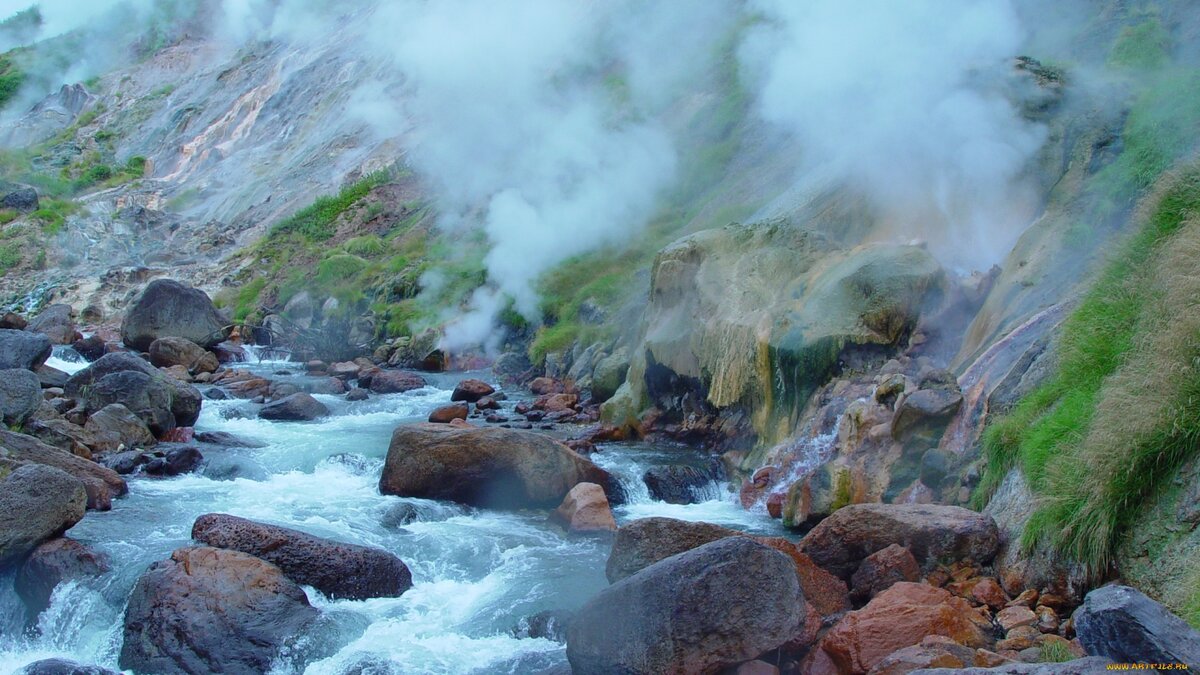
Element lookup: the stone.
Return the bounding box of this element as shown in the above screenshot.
[16,537,108,616]
[428,403,469,423]
[536,392,579,412]
[36,364,70,389]
[850,543,920,601]
[0,465,87,568]
[379,423,617,509]
[799,503,1000,579]
[367,369,427,394]
[909,657,1115,673]
[72,335,107,362]
[119,546,318,674]
[84,403,156,449]
[346,387,369,401]
[13,659,119,675]
[0,311,27,329]
[192,513,412,600]
[642,464,715,504]
[736,661,780,675]
[381,501,420,528]
[65,352,202,428]
[551,482,617,533]
[451,378,495,402]
[143,446,204,476]
[813,582,990,674]
[971,577,1009,610]
[0,328,52,370]
[567,537,803,675]
[27,304,77,345]
[120,279,228,350]
[892,389,963,440]
[0,430,127,510]
[513,609,573,643]
[194,431,266,448]
[0,368,42,426]
[258,392,329,421]
[81,370,175,435]
[868,640,976,674]
[1,186,39,212]
[148,336,218,374]
[996,606,1037,632]
[590,351,629,404]
[1074,584,1200,668]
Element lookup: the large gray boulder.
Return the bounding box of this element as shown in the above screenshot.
[148,336,218,374]
[192,513,412,600]
[119,546,318,675]
[567,537,804,675]
[379,423,618,508]
[120,279,228,351]
[1074,584,1200,668]
[799,503,1000,579]
[258,392,329,421]
[0,429,127,510]
[26,304,77,345]
[84,403,156,449]
[606,517,739,583]
[65,352,202,429]
[0,368,42,426]
[0,328,52,370]
[81,371,175,435]
[14,659,119,675]
[0,465,87,568]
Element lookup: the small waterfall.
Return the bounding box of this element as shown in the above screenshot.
[45,345,89,375]
[242,343,295,365]
[747,413,845,514]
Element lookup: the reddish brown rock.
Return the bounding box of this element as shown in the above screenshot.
[368,370,426,394]
[428,404,469,423]
[996,605,1037,632]
[850,544,920,601]
[1035,604,1060,633]
[736,660,780,675]
[551,482,616,533]
[451,379,495,403]
[971,577,1009,610]
[529,377,563,395]
[766,492,785,519]
[1007,589,1038,608]
[476,396,500,410]
[16,537,109,616]
[536,393,579,412]
[813,582,990,674]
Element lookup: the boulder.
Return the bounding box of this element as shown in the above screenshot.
[551,482,617,533]
[148,336,218,374]
[0,311,27,329]
[892,389,963,440]
[143,446,204,476]
[65,352,202,428]
[120,279,228,350]
[0,368,42,426]
[0,328,52,370]
[1,186,39,212]
[514,609,572,643]
[0,430,126,510]
[0,465,87,568]
[80,370,176,435]
[194,430,266,448]
[910,657,1115,674]
[36,364,70,388]
[1074,584,1200,668]
[642,464,715,504]
[191,513,412,600]
[799,504,1000,579]
[850,543,920,601]
[451,378,495,402]
[368,369,427,394]
[26,304,77,345]
[567,537,803,675]
[346,387,369,401]
[14,659,119,675]
[72,335,107,362]
[591,351,629,403]
[16,537,109,616]
[258,392,329,421]
[428,403,469,423]
[119,546,318,674]
[868,637,980,674]
[379,423,617,508]
[84,403,156,449]
[812,582,991,674]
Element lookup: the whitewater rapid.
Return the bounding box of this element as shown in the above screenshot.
[0,352,784,674]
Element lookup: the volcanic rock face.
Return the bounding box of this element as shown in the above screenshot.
[568,537,804,675]
[191,513,413,600]
[119,546,319,674]
[0,465,87,569]
[120,279,228,351]
[1074,584,1200,668]
[379,423,617,508]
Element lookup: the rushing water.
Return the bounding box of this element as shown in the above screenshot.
[0,353,785,674]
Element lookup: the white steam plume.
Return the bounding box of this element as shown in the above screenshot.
[741,0,1046,272]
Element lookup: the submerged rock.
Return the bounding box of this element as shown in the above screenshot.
[16,537,109,617]
[258,392,329,421]
[192,513,412,600]
[567,537,803,675]
[379,423,617,508]
[119,546,318,674]
[642,464,716,504]
[0,465,87,568]
[120,279,228,351]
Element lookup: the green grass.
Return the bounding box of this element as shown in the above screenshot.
[0,242,20,275]
[1108,16,1170,71]
[1039,640,1075,664]
[270,172,388,242]
[1185,569,1200,629]
[231,277,266,321]
[977,166,1200,571]
[0,52,25,110]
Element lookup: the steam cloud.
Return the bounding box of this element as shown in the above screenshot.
[741,0,1046,272]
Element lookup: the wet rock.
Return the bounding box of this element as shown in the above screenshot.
[14,659,119,675]
[642,464,714,505]
[100,450,150,475]
[381,501,420,528]
[892,389,963,440]
[192,513,413,600]
[1,186,39,212]
[1074,584,1200,668]
[84,403,156,449]
[811,582,990,674]
[0,368,42,426]
[368,369,426,394]
[451,378,495,402]
[72,335,107,362]
[36,364,70,389]
[0,465,87,568]
[799,503,1000,579]
[346,387,369,401]
[66,352,202,428]
[379,423,617,509]
[590,350,629,404]
[119,546,318,674]
[428,403,469,423]
[551,482,617,533]
[16,537,109,617]
[493,351,532,382]
[567,537,803,675]
[514,609,573,643]
[0,328,52,370]
[143,446,204,476]
[258,392,329,421]
[529,377,563,395]
[535,392,578,412]
[0,430,127,510]
[148,336,218,374]
[910,657,1115,673]
[850,543,920,601]
[304,377,347,395]
[80,370,175,435]
[120,279,228,351]
[194,430,266,448]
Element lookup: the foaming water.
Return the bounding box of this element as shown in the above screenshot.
[45,345,89,375]
[0,374,784,673]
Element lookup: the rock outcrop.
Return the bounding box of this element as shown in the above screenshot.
[120,279,228,351]
[1073,584,1200,668]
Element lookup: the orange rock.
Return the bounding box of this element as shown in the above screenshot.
[815,582,990,674]
[756,537,851,618]
[996,605,1037,632]
[1006,588,1038,608]
[529,377,562,395]
[971,577,1009,609]
[850,544,919,601]
[536,393,579,412]
[551,482,616,533]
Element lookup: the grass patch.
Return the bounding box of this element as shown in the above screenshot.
[0,51,26,110]
[0,242,19,274]
[1039,640,1075,664]
[270,172,388,242]
[977,166,1200,571]
[1108,16,1169,71]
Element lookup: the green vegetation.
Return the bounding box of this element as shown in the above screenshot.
[270,172,389,242]
[1108,16,1170,71]
[0,52,26,110]
[1039,640,1075,664]
[0,242,19,274]
[977,166,1200,571]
